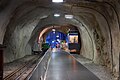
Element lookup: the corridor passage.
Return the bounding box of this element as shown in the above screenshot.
[46,49,100,80]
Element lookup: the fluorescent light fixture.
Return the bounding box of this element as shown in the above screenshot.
[54,14,60,17]
[65,15,73,19]
[52,29,56,31]
[52,0,63,3]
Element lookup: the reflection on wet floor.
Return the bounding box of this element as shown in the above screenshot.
[46,50,100,80]
[52,48,61,52]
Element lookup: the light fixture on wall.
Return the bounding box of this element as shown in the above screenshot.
[54,13,60,17]
[52,0,63,3]
[65,15,73,19]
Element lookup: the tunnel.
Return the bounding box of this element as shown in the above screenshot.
[0,0,120,80]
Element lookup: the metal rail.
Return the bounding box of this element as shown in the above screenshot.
[25,49,52,80]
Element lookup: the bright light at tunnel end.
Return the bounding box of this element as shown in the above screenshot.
[52,0,63,3]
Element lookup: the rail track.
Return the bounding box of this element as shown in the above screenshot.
[3,55,41,80]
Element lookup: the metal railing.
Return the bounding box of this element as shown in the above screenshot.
[25,49,52,80]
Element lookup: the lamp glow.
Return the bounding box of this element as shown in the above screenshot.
[52,41,55,43]
[65,15,73,19]
[54,14,60,17]
[52,0,63,3]
[57,39,60,42]
[52,29,56,31]
[56,35,59,37]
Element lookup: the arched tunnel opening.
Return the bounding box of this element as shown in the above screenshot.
[35,25,81,54]
[0,0,119,80]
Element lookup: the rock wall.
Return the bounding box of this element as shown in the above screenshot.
[3,19,39,63]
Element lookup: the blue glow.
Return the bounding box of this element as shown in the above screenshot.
[46,31,67,48]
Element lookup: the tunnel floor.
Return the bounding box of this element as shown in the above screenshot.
[46,49,100,80]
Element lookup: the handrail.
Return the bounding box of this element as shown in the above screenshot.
[25,48,51,80]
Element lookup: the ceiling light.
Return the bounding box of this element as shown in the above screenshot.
[65,15,73,19]
[54,14,60,17]
[52,0,63,3]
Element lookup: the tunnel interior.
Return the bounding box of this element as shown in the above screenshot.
[46,31,67,48]
[38,25,81,52]
[0,0,119,79]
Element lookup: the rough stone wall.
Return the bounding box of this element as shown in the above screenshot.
[79,27,94,60]
[2,3,49,63]
[3,19,39,63]
[102,3,120,77]
[111,1,120,78]
[71,2,120,78]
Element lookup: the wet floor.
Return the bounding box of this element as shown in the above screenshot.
[46,50,100,80]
